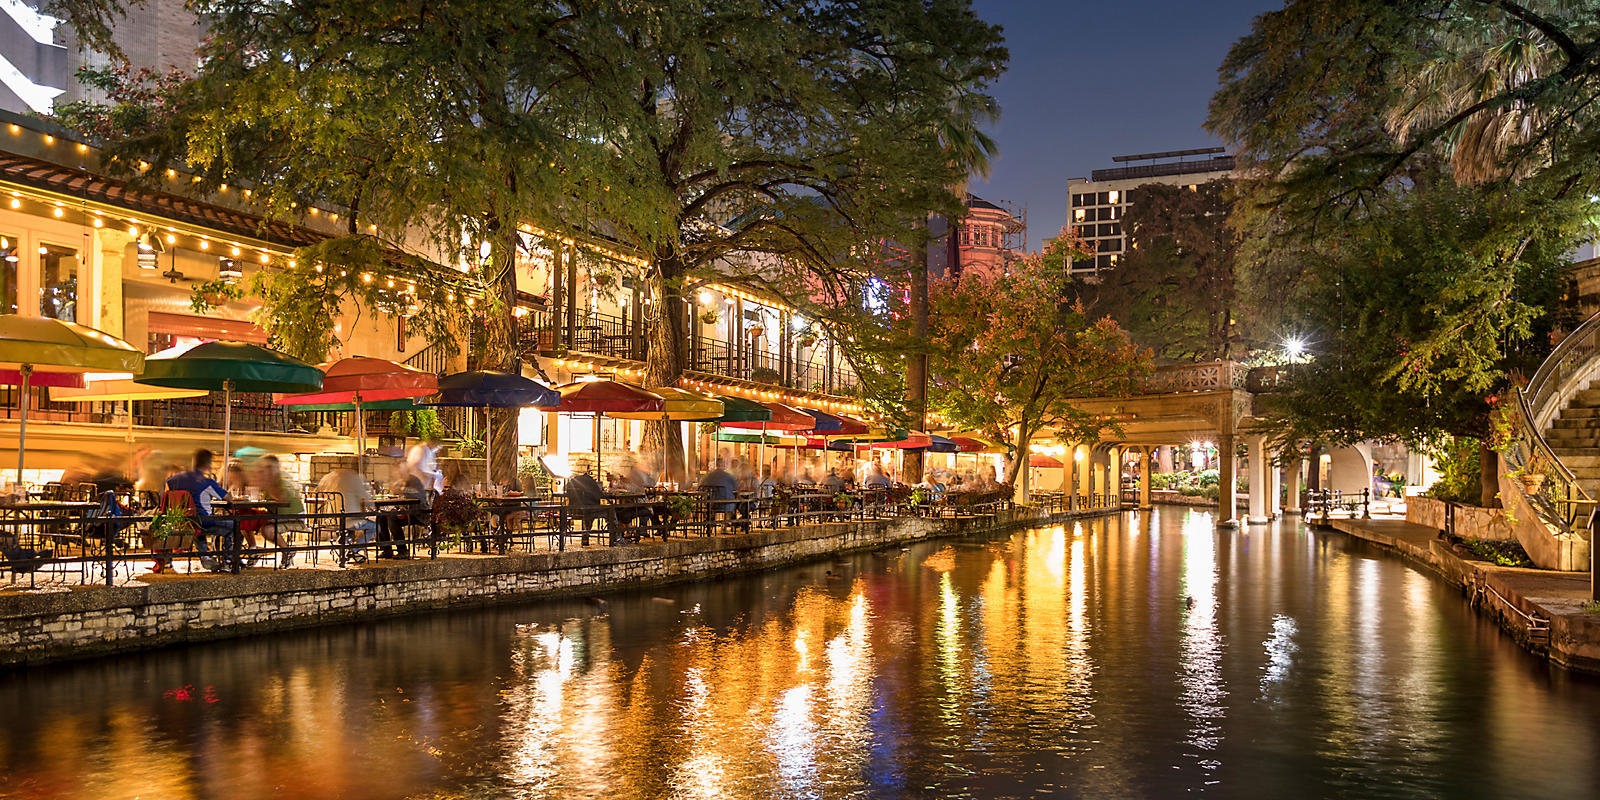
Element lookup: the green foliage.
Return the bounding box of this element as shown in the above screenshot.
[389,409,445,442]
[1076,180,1243,361]
[1208,2,1600,452]
[459,430,486,460]
[1455,536,1533,569]
[925,231,1151,486]
[1425,436,1484,505]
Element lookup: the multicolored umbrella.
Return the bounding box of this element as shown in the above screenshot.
[137,341,323,463]
[0,315,144,483]
[277,356,438,473]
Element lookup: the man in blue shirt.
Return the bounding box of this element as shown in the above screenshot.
[167,448,229,570]
[699,458,745,530]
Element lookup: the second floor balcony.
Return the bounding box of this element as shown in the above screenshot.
[516,306,861,396]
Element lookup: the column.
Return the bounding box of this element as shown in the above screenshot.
[1158,445,1174,473]
[1247,434,1270,524]
[1216,434,1238,527]
[1109,446,1122,507]
[1138,447,1152,509]
[1268,449,1284,517]
[1285,456,1305,514]
[1076,444,1092,510]
[93,229,133,337]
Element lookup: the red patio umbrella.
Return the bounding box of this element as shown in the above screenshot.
[553,380,666,476]
[1028,454,1063,468]
[864,431,934,449]
[720,401,813,432]
[276,356,438,474]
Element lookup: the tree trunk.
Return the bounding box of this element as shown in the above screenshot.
[484,217,521,488]
[644,257,688,484]
[904,234,930,484]
[1002,424,1028,488]
[1479,440,1500,508]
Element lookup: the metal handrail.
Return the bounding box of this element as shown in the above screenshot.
[1512,380,1593,532]
[1525,311,1600,425]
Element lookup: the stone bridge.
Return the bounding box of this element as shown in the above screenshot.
[1039,361,1292,527]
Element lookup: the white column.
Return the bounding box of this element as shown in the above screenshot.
[1285,456,1305,514]
[1138,447,1152,509]
[1247,434,1270,524]
[1109,446,1122,507]
[1268,449,1283,517]
[1216,434,1239,527]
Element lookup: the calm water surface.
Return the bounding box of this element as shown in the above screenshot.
[3,509,1600,799]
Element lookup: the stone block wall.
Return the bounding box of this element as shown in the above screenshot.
[1405,496,1517,542]
[0,508,1079,666]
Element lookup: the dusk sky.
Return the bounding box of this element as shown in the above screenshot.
[969,0,1280,249]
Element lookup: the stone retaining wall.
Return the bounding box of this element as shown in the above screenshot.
[0,507,1088,667]
[1405,496,1517,542]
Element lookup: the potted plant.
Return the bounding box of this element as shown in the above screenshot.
[747,324,765,338]
[699,310,721,325]
[833,491,855,511]
[665,493,696,521]
[1510,453,1551,495]
[797,333,818,349]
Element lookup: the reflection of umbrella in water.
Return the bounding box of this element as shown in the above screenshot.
[137,341,323,463]
[0,315,144,483]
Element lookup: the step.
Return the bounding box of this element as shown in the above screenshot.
[1571,389,1600,405]
[1557,406,1600,419]
[1549,415,1600,428]
[1553,454,1600,468]
[1542,428,1593,441]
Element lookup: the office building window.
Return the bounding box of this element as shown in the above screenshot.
[0,236,16,314]
[1073,208,1086,222]
[39,244,80,322]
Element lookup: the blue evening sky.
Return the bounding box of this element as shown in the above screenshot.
[968,0,1280,249]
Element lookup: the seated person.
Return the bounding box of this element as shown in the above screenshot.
[255,455,304,567]
[698,459,744,526]
[166,448,228,567]
[564,460,618,541]
[379,464,431,558]
[821,466,848,493]
[315,466,377,554]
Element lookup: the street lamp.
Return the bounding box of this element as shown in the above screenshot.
[1284,336,1306,361]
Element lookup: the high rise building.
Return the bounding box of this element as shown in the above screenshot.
[1065,147,1234,275]
[0,0,202,115]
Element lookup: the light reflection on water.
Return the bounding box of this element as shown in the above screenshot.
[4,508,1600,800]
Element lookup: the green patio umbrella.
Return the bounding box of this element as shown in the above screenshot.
[136,341,324,462]
[0,315,144,484]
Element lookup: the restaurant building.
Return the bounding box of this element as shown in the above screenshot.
[0,110,866,485]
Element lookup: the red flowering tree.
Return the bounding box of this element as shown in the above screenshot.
[927,229,1151,493]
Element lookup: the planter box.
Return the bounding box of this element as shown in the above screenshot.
[1406,495,1516,542]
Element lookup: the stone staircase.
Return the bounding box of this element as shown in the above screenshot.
[1542,383,1600,497]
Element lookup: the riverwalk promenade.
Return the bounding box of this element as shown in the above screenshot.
[0,504,1107,667]
[1326,516,1600,675]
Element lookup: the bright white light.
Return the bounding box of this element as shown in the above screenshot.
[698,289,715,306]
[1284,337,1306,358]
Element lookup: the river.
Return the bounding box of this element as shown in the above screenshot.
[2,508,1598,799]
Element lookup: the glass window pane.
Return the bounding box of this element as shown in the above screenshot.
[0,236,15,314]
[39,244,79,321]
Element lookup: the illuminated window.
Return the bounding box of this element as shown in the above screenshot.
[1107,190,1120,204]
[0,236,15,314]
[1073,209,1085,222]
[39,244,80,321]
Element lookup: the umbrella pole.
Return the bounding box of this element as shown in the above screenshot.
[222,378,233,467]
[355,396,364,479]
[593,413,603,479]
[485,408,493,491]
[14,364,30,488]
[760,421,767,483]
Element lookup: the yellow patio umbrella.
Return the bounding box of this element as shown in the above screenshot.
[606,387,723,421]
[51,371,211,465]
[0,315,144,484]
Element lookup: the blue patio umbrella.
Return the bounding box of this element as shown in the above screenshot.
[420,370,561,485]
[921,434,960,453]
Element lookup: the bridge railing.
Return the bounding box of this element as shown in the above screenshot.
[1138,361,1250,394]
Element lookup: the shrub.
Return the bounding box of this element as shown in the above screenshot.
[1425,436,1482,505]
